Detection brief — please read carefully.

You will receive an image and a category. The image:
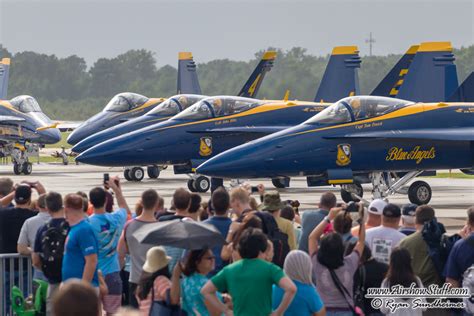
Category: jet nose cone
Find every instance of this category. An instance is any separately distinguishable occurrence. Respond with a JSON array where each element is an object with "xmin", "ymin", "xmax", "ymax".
[
  {"xmin": 197, "ymin": 151, "xmax": 251, "ymax": 179},
  {"xmin": 76, "ymin": 144, "xmax": 116, "ymax": 166},
  {"xmin": 67, "ymin": 128, "xmax": 85, "ymax": 145},
  {"xmin": 72, "ymin": 138, "xmax": 93, "ymax": 153},
  {"xmin": 40, "ymin": 129, "xmax": 62, "ymax": 144}
]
